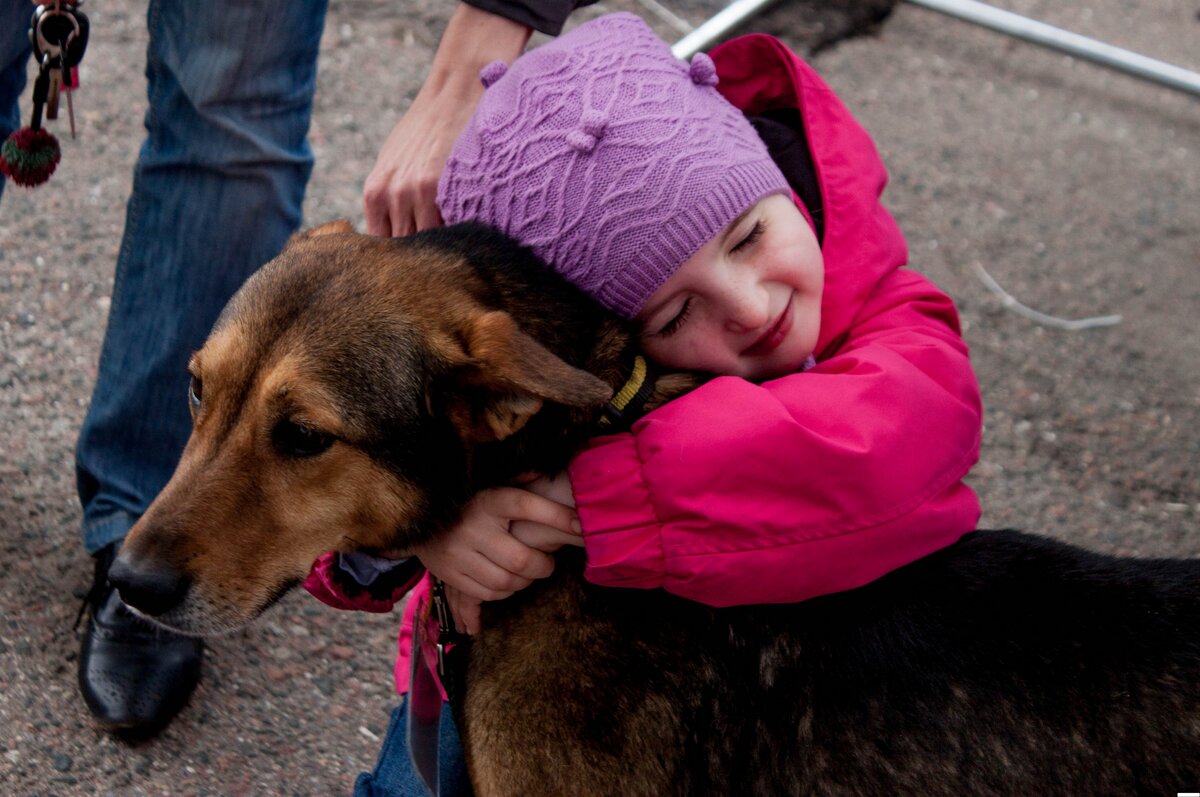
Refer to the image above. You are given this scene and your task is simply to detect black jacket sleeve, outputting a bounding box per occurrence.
[463,0,599,36]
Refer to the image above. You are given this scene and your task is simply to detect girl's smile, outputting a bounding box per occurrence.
[743,291,794,358]
[638,193,824,381]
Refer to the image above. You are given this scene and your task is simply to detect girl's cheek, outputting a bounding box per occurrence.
[646,338,698,372]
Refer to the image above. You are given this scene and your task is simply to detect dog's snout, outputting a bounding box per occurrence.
[108,552,190,617]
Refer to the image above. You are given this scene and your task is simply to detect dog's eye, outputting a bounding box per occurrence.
[188,376,203,414]
[272,420,334,458]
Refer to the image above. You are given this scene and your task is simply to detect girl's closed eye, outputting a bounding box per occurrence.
[730,220,765,253]
[656,297,693,338]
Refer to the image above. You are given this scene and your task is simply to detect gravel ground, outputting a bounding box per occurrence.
[0,0,1197,794]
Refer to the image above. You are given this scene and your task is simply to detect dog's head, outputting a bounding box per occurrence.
[109,221,619,635]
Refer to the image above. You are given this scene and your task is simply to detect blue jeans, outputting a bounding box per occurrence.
[0,0,31,203]
[0,0,329,552]
[355,700,473,797]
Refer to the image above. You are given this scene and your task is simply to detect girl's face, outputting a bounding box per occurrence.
[637,194,824,381]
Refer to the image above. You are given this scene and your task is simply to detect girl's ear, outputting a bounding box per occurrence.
[435,310,614,442]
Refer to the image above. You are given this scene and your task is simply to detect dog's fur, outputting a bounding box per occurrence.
[114,222,1200,796]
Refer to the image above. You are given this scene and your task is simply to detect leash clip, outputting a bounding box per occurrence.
[430,578,460,682]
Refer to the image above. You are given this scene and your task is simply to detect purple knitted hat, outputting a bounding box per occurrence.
[436,12,790,318]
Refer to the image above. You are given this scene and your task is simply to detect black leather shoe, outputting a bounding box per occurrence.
[78,542,203,735]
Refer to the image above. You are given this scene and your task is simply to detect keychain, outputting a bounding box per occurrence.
[0,1,90,187]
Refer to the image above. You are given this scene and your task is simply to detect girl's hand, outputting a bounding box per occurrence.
[509,471,582,554]
[519,471,576,507]
[445,583,483,637]
[410,486,578,633]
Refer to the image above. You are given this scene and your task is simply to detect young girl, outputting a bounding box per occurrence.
[307,12,982,795]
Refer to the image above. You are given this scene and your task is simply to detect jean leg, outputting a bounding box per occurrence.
[0,0,33,203]
[355,700,473,797]
[74,0,330,553]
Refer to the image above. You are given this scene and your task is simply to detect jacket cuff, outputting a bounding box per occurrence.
[569,433,666,590]
[462,0,580,36]
[304,552,424,613]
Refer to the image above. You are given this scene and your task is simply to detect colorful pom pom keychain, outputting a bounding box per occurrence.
[0,1,89,188]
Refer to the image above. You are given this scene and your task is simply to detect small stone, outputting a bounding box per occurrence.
[265,666,292,683]
[51,752,72,772]
[328,645,354,661]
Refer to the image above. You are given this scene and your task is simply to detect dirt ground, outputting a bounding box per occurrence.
[0,0,1197,794]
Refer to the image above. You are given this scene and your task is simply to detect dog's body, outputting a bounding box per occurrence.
[113,223,1200,795]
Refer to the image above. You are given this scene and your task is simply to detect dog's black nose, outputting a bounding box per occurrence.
[107,552,190,617]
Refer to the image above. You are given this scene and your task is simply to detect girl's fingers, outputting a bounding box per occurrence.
[447,554,537,602]
[478,531,557,581]
[487,487,580,535]
[510,520,586,552]
[445,584,482,636]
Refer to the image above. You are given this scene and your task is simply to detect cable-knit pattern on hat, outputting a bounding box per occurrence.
[438,12,789,318]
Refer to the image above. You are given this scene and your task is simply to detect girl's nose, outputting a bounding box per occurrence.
[722,286,771,335]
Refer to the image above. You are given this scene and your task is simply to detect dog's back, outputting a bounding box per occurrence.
[465,530,1200,796]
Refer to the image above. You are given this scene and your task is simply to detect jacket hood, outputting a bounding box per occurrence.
[710,34,909,358]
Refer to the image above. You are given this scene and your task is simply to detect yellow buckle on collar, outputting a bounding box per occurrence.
[598,355,648,428]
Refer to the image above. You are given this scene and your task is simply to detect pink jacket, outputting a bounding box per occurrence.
[304,33,982,694]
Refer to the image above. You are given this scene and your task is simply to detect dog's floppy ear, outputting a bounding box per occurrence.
[289,219,356,244]
[441,310,613,442]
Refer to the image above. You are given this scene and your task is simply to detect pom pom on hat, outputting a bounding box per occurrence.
[479,60,508,88]
[566,109,608,152]
[688,53,719,87]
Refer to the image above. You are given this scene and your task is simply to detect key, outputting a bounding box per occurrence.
[28,62,51,131]
[29,3,89,137]
[45,55,62,121]
[64,66,76,139]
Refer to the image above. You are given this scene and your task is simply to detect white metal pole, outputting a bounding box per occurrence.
[669,0,1200,98]
[906,0,1200,97]
[671,0,782,59]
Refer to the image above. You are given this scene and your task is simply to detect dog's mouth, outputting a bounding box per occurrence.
[118,579,302,638]
[262,577,304,613]
[122,600,240,638]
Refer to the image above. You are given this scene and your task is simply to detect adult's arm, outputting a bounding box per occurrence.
[364,0,599,237]
[363,3,532,237]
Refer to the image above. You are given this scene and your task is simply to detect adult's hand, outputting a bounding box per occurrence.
[363,4,531,237]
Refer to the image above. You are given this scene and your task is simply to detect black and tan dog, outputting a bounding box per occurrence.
[110,221,1200,795]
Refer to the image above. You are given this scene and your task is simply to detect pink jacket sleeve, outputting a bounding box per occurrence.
[568,268,982,606]
[303,552,425,613]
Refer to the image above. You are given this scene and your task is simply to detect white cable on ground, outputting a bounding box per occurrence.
[969,261,1123,331]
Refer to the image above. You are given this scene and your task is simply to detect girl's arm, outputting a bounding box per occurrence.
[303,488,578,619]
[570,268,983,607]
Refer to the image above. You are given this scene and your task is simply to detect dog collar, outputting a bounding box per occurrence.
[598,355,657,433]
